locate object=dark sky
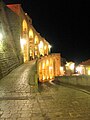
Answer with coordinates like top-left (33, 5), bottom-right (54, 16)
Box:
top-left (3, 0), bottom-right (90, 63)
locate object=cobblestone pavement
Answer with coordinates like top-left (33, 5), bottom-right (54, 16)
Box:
top-left (0, 61), bottom-right (90, 120)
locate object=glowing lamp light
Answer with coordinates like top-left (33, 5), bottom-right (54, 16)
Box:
top-left (60, 66), bottom-right (64, 71)
top-left (42, 63), bottom-right (45, 69)
top-left (69, 63), bottom-right (75, 70)
top-left (0, 33), bottom-right (3, 41)
top-left (46, 60), bottom-right (49, 66)
top-left (48, 44), bottom-right (52, 50)
top-left (20, 38), bottom-right (26, 47)
top-left (48, 45), bottom-right (52, 49)
top-left (44, 45), bottom-right (46, 50)
top-left (60, 66), bottom-right (65, 76)
top-left (48, 44), bottom-right (52, 53)
top-left (88, 69), bottom-right (90, 75)
top-left (38, 41), bottom-right (43, 49)
top-left (49, 66), bottom-right (53, 70)
top-left (76, 66), bottom-right (83, 74)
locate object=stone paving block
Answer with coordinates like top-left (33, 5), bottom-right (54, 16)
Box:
top-left (0, 62), bottom-right (90, 120)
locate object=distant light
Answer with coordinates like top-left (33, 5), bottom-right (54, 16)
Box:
top-left (60, 66), bottom-right (64, 71)
top-left (0, 33), bottom-right (3, 41)
top-left (69, 63), bottom-right (75, 70)
top-left (60, 66), bottom-right (65, 75)
top-left (88, 69), bottom-right (90, 75)
top-left (48, 45), bottom-right (52, 49)
top-left (25, 13), bottom-right (27, 15)
top-left (48, 45), bottom-right (52, 53)
top-left (76, 66), bottom-right (83, 74)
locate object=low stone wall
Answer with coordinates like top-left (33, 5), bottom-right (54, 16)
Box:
top-left (29, 60), bottom-right (38, 92)
top-left (55, 75), bottom-right (90, 86)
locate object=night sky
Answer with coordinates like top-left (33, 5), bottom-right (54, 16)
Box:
top-left (3, 0), bottom-right (90, 64)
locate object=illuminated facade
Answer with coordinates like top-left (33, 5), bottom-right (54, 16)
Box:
top-left (37, 53), bottom-right (61, 82)
top-left (65, 61), bottom-right (75, 75)
top-left (7, 4), bottom-right (50, 62)
top-left (7, 4), bottom-right (61, 81)
top-left (76, 59), bottom-right (90, 75)
top-left (0, 1), bottom-right (61, 81)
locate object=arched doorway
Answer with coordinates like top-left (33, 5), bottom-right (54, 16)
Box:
top-left (29, 29), bottom-right (34, 60)
top-left (38, 41), bottom-right (44, 56)
top-left (34, 35), bottom-right (39, 58)
top-left (20, 20), bottom-right (28, 62)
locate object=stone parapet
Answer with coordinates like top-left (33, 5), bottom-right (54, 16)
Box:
top-left (55, 75), bottom-right (90, 86)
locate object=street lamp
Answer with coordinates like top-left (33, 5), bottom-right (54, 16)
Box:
top-left (48, 44), bottom-right (52, 53)
top-left (0, 33), bottom-right (3, 41)
top-left (20, 38), bottom-right (26, 49)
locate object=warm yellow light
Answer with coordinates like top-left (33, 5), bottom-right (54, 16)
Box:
top-left (76, 66), bottom-right (80, 72)
top-left (42, 62), bottom-right (45, 69)
top-left (46, 60), bottom-right (49, 66)
top-left (29, 29), bottom-right (33, 38)
top-left (42, 76), bottom-right (45, 80)
top-left (39, 41), bottom-right (43, 49)
top-left (60, 66), bottom-right (65, 75)
top-left (48, 44), bottom-right (52, 53)
top-left (48, 45), bottom-right (52, 49)
top-left (44, 45), bottom-right (46, 50)
top-left (69, 63), bottom-right (75, 70)
top-left (48, 44), bottom-right (51, 51)
top-left (60, 66), bottom-right (64, 71)
top-left (49, 66), bottom-right (53, 70)
top-left (88, 69), bottom-right (90, 75)
top-left (65, 62), bottom-right (69, 67)
top-left (30, 50), bottom-right (32, 56)
top-left (23, 20), bottom-right (27, 32)
top-left (76, 66), bottom-right (83, 74)
top-left (0, 33), bottom-right (3, 41)
top-left (66, 62), bottom-right (75, 70)
top-left (20, 38), bottom-right (26, 47)
top-left (35, 35), bottom-right (39, 44)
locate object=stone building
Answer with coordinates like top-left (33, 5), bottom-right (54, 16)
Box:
top-left (37, 53), bottom-right (61, 82)
top-left (76, 59), bottom-right (90, 75)
top-left (7, 3), bottom-right (51, 62)
top-left (0, 0), bottom-right (61, 82)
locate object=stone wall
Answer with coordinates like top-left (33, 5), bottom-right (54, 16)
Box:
top-left (0, 2), bottom-right (23, 80)
top-left (55, 75), bottom-right (90, 87)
